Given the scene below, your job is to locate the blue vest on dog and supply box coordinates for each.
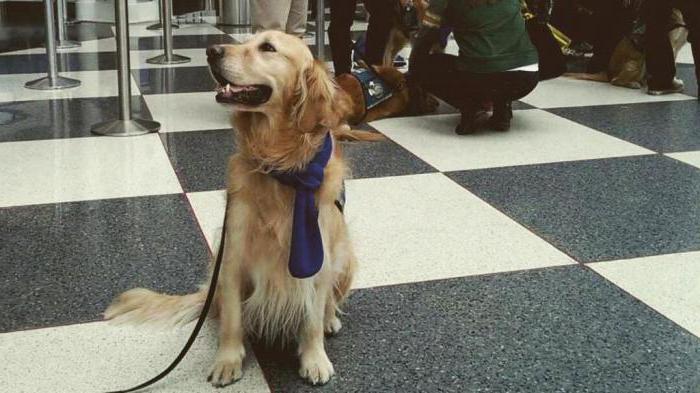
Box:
[351,67,394,110]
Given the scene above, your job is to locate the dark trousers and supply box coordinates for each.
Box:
[587,0,636,73]
[644,0,699,89]
[328,0,393,75]
[412,54,539,111]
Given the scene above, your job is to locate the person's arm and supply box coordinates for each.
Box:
[408,0,447,75]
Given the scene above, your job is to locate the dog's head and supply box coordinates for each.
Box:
[207,31,349,133]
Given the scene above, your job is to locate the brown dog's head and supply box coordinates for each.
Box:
[207,31,349,133]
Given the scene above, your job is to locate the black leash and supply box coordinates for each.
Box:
[107,191,343,392]
[107,203,229,393]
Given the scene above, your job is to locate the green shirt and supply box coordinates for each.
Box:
[424,0,538,73]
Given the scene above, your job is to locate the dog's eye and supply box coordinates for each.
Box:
[259,42,276,53]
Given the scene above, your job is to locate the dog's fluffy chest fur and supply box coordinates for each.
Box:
[227,159,339,341]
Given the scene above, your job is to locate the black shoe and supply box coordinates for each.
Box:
[488,102,513,132]
[455,109,479,135]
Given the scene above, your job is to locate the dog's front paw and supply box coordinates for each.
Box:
[208,347,245,388]
[324,316,342,336]
[299,349,335,385]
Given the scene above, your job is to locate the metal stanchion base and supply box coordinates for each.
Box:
[146,22,180,30]
[57,40,82,49]
[91,118,161,136]
[146,53,190,65]
[25,76,81,90]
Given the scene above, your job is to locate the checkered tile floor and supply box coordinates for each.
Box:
[1,18,699,393]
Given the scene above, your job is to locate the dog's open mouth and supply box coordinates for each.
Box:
[215,82,272,106]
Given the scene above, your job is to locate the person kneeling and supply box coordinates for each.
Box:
[410,0,539,134]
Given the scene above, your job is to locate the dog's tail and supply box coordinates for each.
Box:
[563,72,609,83]
[332,124,385,142]
[104,287,207,327]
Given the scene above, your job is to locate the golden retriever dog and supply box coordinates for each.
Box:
[335,61,439,125]
[104,31,358,387]
[566,9,687,89]
[383,0,431,67]
[336,64,411,125]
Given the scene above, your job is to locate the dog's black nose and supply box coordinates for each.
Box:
[207,45,224,60]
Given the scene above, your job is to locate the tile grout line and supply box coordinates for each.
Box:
[438,172,700,340]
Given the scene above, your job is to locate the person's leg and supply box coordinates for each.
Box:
[364,0,394,66]
[328,0,356,75]
[412,53,490,134]
[287,0,309,36]
[679,0,700,96]
[252,0,292,33]
[693,41,700,97]
[644,0,680,93]
[488,71,540,131]
[412,54,466,108]
[587,0,632,74]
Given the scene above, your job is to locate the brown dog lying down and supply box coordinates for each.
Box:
[105,31,363,386]
[335,61,439,130]
[565,9,687,89]
[336,65,411,125]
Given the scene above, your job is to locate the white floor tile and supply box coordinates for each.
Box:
[130,48,209,69]
[0,38,117,56]
[370,110,653,172]
[345,173,576,289]
[187,190,227,250]
[127,22,226,38]
[0,321,270,393]
[667,151,700,169]
[677,43,694,65]
[0,70,140,103]
[144,92,232,133]
[590,252,700,338]
[521,77,694,108]
[0,134,182,207]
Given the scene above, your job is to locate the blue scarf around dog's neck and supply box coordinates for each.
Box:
[270,133,333,279]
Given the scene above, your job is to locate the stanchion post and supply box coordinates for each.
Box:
[25,0,81,90]
[147,1,180,31]
[62,0,79,24]
[315,0,325,60]
[91,0,160,136]
[56,0,81,49]
[146,0,190,64]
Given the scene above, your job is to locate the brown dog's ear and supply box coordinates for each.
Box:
[292,60,350,133]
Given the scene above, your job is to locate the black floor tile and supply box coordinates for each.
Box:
[160,129,236,193]
[548,100,700,153]
[66,22,115,42]
[0,194,210,333]
[255,265,700,393]
[0,51,116,74]
[341,124,436,179]
[133,66,216,95]
[447,155,700,263]
[0,3,112,53]
[0,96,151,142]
[130,34,235,50]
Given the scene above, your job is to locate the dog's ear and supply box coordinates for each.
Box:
[292,60,350,133]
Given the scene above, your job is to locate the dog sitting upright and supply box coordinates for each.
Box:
[105,31,358,387]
